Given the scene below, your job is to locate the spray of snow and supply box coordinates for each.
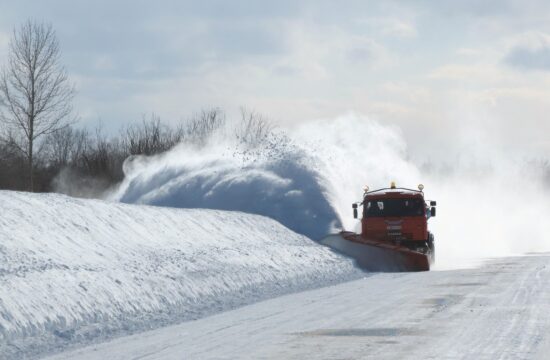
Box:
[112,124,342,240]
[113,113,550,269]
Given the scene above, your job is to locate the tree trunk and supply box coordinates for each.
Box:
[28,137,34,192]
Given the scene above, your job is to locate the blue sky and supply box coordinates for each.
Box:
[1,1,550,157]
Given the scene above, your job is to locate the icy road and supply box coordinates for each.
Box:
[48,254,550,360]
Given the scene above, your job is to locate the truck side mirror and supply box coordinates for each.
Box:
[430,201,437,206]
[352,203,358,219]
[431,207,436,217]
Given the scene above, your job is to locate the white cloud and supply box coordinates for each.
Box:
[368,101,413,116]
[472,87,550,106]
[456,48,482,57]
[428,64,508,82]
[271,23,330,81]
[373,18,417,38]
[506,31,550,49]
[93,55,115,72]
[381,82,431,103]
[344,35,396,70]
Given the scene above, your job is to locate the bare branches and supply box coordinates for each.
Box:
[0,20,76,190]
[236,107,274,147]
[123,114,183,155]
[43,126,89,167]
[185,108,225,145]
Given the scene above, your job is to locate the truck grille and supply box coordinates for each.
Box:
[386,222,402,237]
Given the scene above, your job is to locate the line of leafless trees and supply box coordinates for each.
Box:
[0,107,274,196]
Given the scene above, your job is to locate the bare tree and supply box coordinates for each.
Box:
[0,20,76,191]
[43,126,88,167]
[123,114,182,155]
[186,108,225,145]
[236,107,274,146]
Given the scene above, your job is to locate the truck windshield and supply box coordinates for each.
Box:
[365,198,425,217]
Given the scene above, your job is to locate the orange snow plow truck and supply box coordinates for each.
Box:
[321,182,436,272]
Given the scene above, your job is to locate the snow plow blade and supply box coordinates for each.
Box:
[320,231,430,272]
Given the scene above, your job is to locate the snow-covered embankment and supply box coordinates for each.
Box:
[0,191,360,357]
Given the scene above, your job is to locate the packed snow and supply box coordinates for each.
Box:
[47,254,550,360]
[0,191,361,359]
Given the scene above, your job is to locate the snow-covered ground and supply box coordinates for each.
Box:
[0,191,361,359]
[47,254,550,360]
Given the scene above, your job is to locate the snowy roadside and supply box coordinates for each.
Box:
[46,254,550,360]
[0,191,362,359]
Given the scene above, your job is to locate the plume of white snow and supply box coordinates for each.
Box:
[112,113,550,269]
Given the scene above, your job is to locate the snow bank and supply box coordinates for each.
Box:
[0,191,360,358]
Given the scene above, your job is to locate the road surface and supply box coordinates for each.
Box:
[47,254,550,360]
